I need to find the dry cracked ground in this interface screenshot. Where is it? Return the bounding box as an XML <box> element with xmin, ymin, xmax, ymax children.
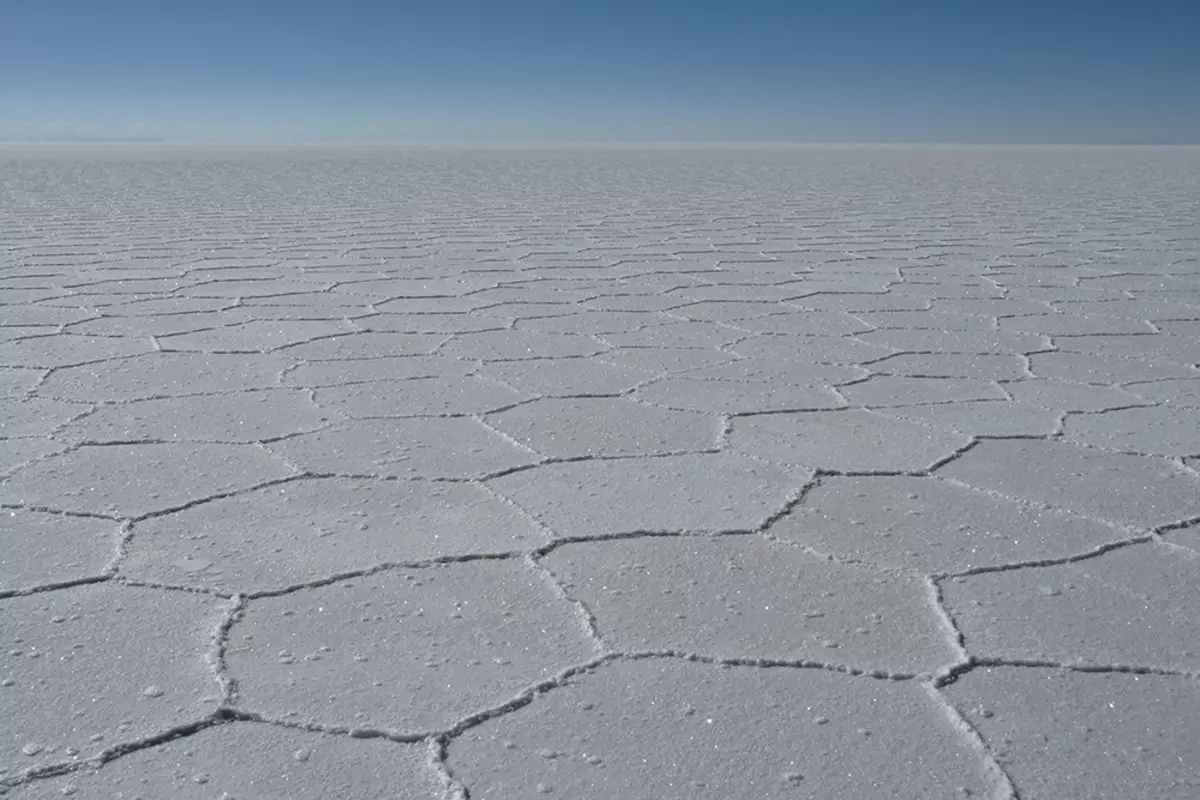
<box><xmin>1</xmin><ymin>143</ymin><xmax>1199</xmax><ymax>799</ymax></box>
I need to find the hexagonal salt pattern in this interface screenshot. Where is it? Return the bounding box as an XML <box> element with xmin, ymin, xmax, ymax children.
<box><xmin>775</xmin><ymin>475</ymin><xmax>1124</xmax><ymax>574</ymax></box>
<box><xmin>486</xmin><ymin>397</ymin><xmax>718</xmax><ymax>458</ymax></box>
<box><xmin>0</xmin><ymin>443</ymin><xmax>298</xmax><ymax>519</ymax></box>
<box><xmin>488</xmin><ymin>452</ymin><xmax>806</xmax><ymax>537</ymax></box>
<box><xmin>265</xmin><ymin>417</ymin><xmax>538</xmax><ymax>479</ymax></box>
<box><xmin>448</xmin><ymin>658</ymin><xmax>997</xmax><ymax>799</ymax></box>
<box><xmin>1</xmin><ymin>585</ymin><xmax>222</xmax><ymax>778</ymax></box>
<box><xmin>312</xmin><ymin>375</ymin><xmax>525</xmax><ymax>417</ymax></box>
<box><xmin>123</xmin><ymin>478</ymin><xmax>546</xmax><ymax>593</ymax></box>
<box><xmin>35</xmin><ymin>352</ymin><xmax>291</xmax><ymax>403</ymax></box>
<box><xmin>942</xmin><ymin>668</ymin><xmax>1200</xmax><ymax>800</ymax></box>
<box><xmin>4</xmin><ymin>145</ymin><xmax>1200</xmax><ymax>798</ymax></box>
<box><xmin>10</xmin><ymin>723</ymin><xmax>443</xmax><ymax>799</ymax></box>
<box><xmin>1063</xmin><ymin>404</ymin><xmax>1200</xmax><ymax>457</ymax></box>
<box><xmin>730</xmin><ymin>408</ymin><xmax>972</xmax><ymax>472</ymax></box>
<box><xmin>63</xmin><ymin>389</ymin><xmax>332</xmax><ymax>444</ymax></box>
<box><xmin>225</xmin><ymin>561</ymin><xmax>596</xmax><ymax>733</ymax></box>
<box><xmin>1</xmin><ymin>510</ymin><xmax>117</xmax><ymax>594</ymax></box>
<box><xmin>0</xmin><ymin>398</ymin><xmax>88</xmax><ymax>439</ymax></box>
<box><xmin>942</xmin><ymin>541</ymin><xmax>1200</xmax><ymax>671</ymax></box>
<box><xmin>937</xmin><ymin>439</ymin><xmax>1200</xmax><ymax>528</ymax></box>
<box><xmin>543</xmin><ymin>536</ymin><xmax>956</xmax><ymax>673</ymax></box>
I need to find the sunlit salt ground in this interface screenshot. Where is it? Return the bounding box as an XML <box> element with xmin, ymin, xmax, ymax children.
<box><xmin>1</xmin><ymin>143</ymin><xmax>1199</xmax><ymax>799</ymax></box>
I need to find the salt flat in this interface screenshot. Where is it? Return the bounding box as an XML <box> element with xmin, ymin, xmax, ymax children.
<box><xmin>1</xmin><ymin>143</ymin><xmax>1199</xmax><ymax>798</ymax></box>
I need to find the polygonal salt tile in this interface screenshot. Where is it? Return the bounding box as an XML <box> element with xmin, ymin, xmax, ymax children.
<box><xmin>1064</xmin><ymin>405</ymin><xmax>1200</xmax><ymax>457</ymax></box>
<box><xmin>374</xmin><ymin>295</ymin><xmax>488</xmax><ymax>314</ymax></box>
<box><xmin>0</xmin><ymin>440</ymin><xmax>65</xmax><ymax>478</ymax></box>
<box><xmin>0</xmin><ymin>443</ymin><xmax>296</xmax><ymax>519</ymax></box>
<box><xmin>942</xmin><ymin>668</ymin><xmax>1200</xmax><ymax>800</ymax></box>
<box><xmin>488</xmin><ymin>453</ymin><xmax>805</xmax><ymax>537</ymax></box>
<box><xmin>731</xmin><ymin>409</ymin><xmax>971</xmax><ymax>473</ymax></box>
<box><xmin>998</xmin><ymin>313</ymin><xmax>1157</xmax><ymax>336</ymax></box>
<box><xmin>0</xmin><ymin>289</ymin><xmax>72</xmax><ymax>304</ymax></box>
<box><xmin>67</xmin><ymin>311</ymin><xmax>234</xmax><ymax>339</ymax></box>
<box><xmin>65</xmin><ymin>389</ymin><xmax>332</xmax><ymax>444</ymax></box>
<box><xmin>888</xmin><ymin>282</ymin><xmax>1002</xmax><ymax>300</ymax></box>
<box><xmin>157</xmin><ymin>320</ymin><xmax>354</xmax><ymax>353</ymax></box>
<box><xmin>792</xmin><ymin>293</ymin><xmax>930</xmax><ymax>313</ymax></box>
<box><xmin>266</xmin><ymin>417</ymin><xmax>536</xmax><ymax>478</ymax></box>
<box><xmin>0</xmin><ymin>327</ymin><xmax>59</xmax><ymax>343</ymax></box>
<box><xmin>0</xmin><ymin>584</ymin><xmax>222</xmax><ymax>776</ymax></box>
<box><xmin>851</xmin><ymin>310</ymin><xmax>988</xmax><ymax>331</ymax></box>
<box><xmin>273</xmin><ymin>331</ymin><xmax>445</xmax><ymax>359</ymax></box>
<box><xmin>1153</xmin><ymin>320</ymin><xmax>1200</xmax><ymax>337</ymax></box>
<box><xmin>729</xmin><ymin>310</ymin><xmax>872</xmax><ymax>336</ymax></box>
<box><xmin>0</xmin><ymin>368</ymin><xmax>43</xmax><ymax>397</ymax></box>
<box><xmin>281</xmin><ymin>355</ymin><xmax>474</xmax><ymax>387</ymax></box>
<box><xmin>352</xmin><ymin>312</ymin><xmax>505</xmax><ymax>335</ymax></box>
<box><xmin>682</xmin><ymin>357</ymin><xmax>866</xmax><ymax>386</ymax></box>
<box><xmin>0</xmin><ymin>510</ymin><xmax>116</xmax><ymax>593</ymax></box>
<box><xmin>778</xmin><ymin>475</ymin><xmax>1122</xmax><ymax>573</ymax></box>
<box><xmin>178</xmin><ymin>258</ymin><xmax>282</xmax><ymax>275</ymax></box>
<box><xmin>1164</xmin><ymin>523</ymin><xmax>1200</xmax><ymax>553</ymax></box>
<box><xmin>486</xmin><ymin>397</ymin><xmax>717</xmax><ymax>458</ymax></box>
<box><xmin>333</xmin><ymin>275</ymin><xmax>495</xmax><ymax>297</ymax></box>
<box><xmin>449</xmin><ymin>658</ymin><xmax>995</xmax><ymax>799</ymax></box>
<box><xmin>855</xmin><ymin>328</ymin><xmax>1048</xmax><ymax>354</ymax></box>
<box><xmin>0</xmin><ymin>334</ymin><xmax>151</xmax><ymax>369</ymax></box>
<box><xmin>35</xmin><ymin>352</ymin><xmax>290</xmax><ymax>402</ymax></box>
<box><xmin>105</xmin><ymin>297</ymin><xmax>230</xmax><ymax>316</ymax></box>
<box><xmin>928</xmin><ymin>297</ymin><xmax>1055</xmax><ymax>317</ymax></box>
<box><xmin>839</xmin><ymin>376</ymin><xmax>1007</xmax><ymax>407</ymax></box>
<box><xmin>313</xmin><ymin>376</ymin><xmax>525</xmax><ymax>417</ymax></box>
<box><xmin>1003</xmin><ymin>379</ymin><xmax>1149</xmax><ymax>412</ymax></box>
<box><xmin>516</xmin><ymin>310</ymin><xmax>653</xmax><ymax>334</ymax></box>
<box><xmin>937</xmin><ymin>439</ymin><xmax>1200</xmax><ymax>528</ymax></box>
<box><xmin>480</xmin><ymin>357</ymin><xmax>656</xmax><ymax>395</ymax></box>
<box><xmin>220</xmin><ymin>304</ymin><xmax>363</xmax><ymax>323</ymax></box>
<box><xmin>545</xmin><ymin>536</ymin><xmax>954</xmax><ymax>672</ymax></box>
<box><xmin>581</xmin><ymin>294</ymin><xmax>682</xmax><ymax>312</ymax></box>
<box><xmin>670</xmin><ymin>284</ymin><xmax>793</xmax><ymax>302</ymax></box>
<box><xmin>468</xmin><ymin>301</ymin><xmax>579</xmax><ymax>321</ymax></box>
<box><xmin>12</xmin><ymin>723</ymin><xmax>442</xmax><ymax>799</ymax></box>
<box><xmin>1055</xmin><ymin>332</ymin><xmax>1200</xmax><ymax>365</ymax></box>
<box><xmin>874</xmin><ymin>401</ymin><xmax>1059</xmax><ymax>437</ymax></box>
<box><xmin>226</xmin><ymin>560</ymin><xmax>595</xmax><ymax>732</ymax></box>
<box><xmin>596</xmin><ymin>347</ymin><xmax>735</xmax><ymax>374</ymax></box>
<box><xmin>440</xmin><ymin>330</ymin><xmax>608</xmax><ymax>360</ymax></box>
<box><xmin>633</xmin><ymin>376</ymin><xmax>843</xmax><ymax>414</ymax></box>
<box><xmin>189</xmin><ymin>278</ymin><xmax>334</xmax><ymax>298</ymax></box>
<box><xmin>125</xmin><ymin>478</ymin><xmax>545</xmax><ymax>593</ymax></box>
<box><xmin>1126</xmin><ymin>379</ymin><xmax>1200</xmax><ymax>409</ymax></box>
<box><xmin>1027</xmin><ymin>352</ymin><xmax>1196</xmax><ymax>384</ymax></box>
<box><xmin>68</xmin><ymin>276</ymin><xmax>195</xmax><ymax>295</ymax></box>
<box><xmin>667</xmin><ymin>300</ymin><xmax>791</xmax><ymax>321</ymax></box>
<box><xmin>0</xmin><ymin>397</ymin><xmax>88</xmax><ymax>438</ymax></box>
<box><xmin>243</xmin><ymin>292</ymin><xmax>376</xmax><ymax>313</ymax></box>
<box><xmin>944</xmin><ymin>542</ymin><xmax>1200</xmax><ymax>670</ymax></box>
<box><xmin>1052</xmin><ymin>298</ymin><xmax>1200</xmax><ymax>320</ymax></box>
<box><xmin>731</xmin><ymin>334</ymin><xmax>894</xmax><ymax>365</ymax></box>
<box><xmin>599</xmin><ymin>321</ymin><xmax>745</xmax><ymax>348</ymax></box>
<box><xmin>867</xmin><ymin>353</ymin><xmax>1029</xmax><ymax>381</ymax></box>
<box><xmin>0</xmin><ymin>306</ymin><xmax>93</xmax><ymax>327</ymax></box>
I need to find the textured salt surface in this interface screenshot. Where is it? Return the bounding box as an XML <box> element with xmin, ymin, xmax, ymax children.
<box><xmin>1</xmin><ymin>143</ymin><xmax>1199</xmax><ymax>798</ymax></box>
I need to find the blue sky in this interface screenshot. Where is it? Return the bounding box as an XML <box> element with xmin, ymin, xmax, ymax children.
<box><xmin>2</xmin><ymin>0</ymin><xmax>1197</xmax><ymax>143</ymax></box>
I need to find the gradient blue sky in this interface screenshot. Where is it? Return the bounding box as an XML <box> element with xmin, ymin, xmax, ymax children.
<box><xmin>2</xmin><ymin>0</ymin><xmax>1197</xmax><ymax>143</ymax></box>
